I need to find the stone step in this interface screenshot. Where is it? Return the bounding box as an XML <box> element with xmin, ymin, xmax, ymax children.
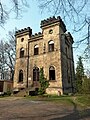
<box><xmin>12</xmin><ymin>87</ymin><xmax>36</xmax><ymax>97</ymax></box>
<box><xmin>12</xmin><ymin>90</ymin><xmax>27</xmax><ymax>97</ymax></box>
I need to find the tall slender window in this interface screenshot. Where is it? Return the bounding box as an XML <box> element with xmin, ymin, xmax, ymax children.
<box><xmin>48</xmin><ymin>40</ymin><xmax>54</xmax><ymax>52</ymax></box>
<box><xmin>19</xmin><ymin>70</ymin><xmax>23</xmax><ymax>82</ymax></box>
<box><xmin>34</xmin><ymin>45</ymin><xmax>39</xmax><ymax>55</ymax></box>
<box><xmin>20</xmin><ymin>48</ymin><xmax>24</xmax><ymax>58</ymax></box>
<box><xmin>33</xmin><ymin>67</ymin><xmax>39</xmax><ymax>81</ymax></box>
<box><xmin>49</xmin><ymin>66</ymin><xmax>55</xmax><ymax>80</ymax></box>
<box><xmin>65</xmin><ymin>47</ymin><xmax>68</xmax><ymax>56</ymax></box>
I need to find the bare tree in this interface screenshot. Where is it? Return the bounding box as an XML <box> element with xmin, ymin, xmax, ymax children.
<box><xmin>38</xmin><ymin>0</ymin><xmax>90</xmax><ymax>68</ymax></box>
<box><xmin>0</xmin><ymin>0</ymin><xmax>29</xmax><ymax>26</ymax></box>
<box><xmin>38</xmin><ymin>0</ymin><xmax>89</xmax><ymax>30</ymax></box>
<box><xmin>0</xmin><ymin>31</ymin><xmax>16</xmax><ymax>80</ymax></box>
<box><xmin>4</xmin><ymin>31</ymin><xmax>16</xmax><ymax>80</ymax></box>
<box><xmin>0</xmin><ymin>40</ymin><xmax>5</xmax><ymax>79</ymax></box>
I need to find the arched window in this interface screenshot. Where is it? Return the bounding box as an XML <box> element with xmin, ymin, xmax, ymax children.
<box><xmin>33</xmin><ymin>67</ymin><xmax>39</xmax><ymax>81</ymax></box>
<box><xmin>49</xmin><ymin>66</ymin><xmax>55</xmax><ymax>80</ymax></box>
<box><xmin>48</xmin><ymin>40</ymin><xmax>54</xmax><ymax>52</ymax></box>
<box><xmin>20</xmin><ymin>48</ymin><xmax>24</xmax><ymax>58</ymax></box>
<box><xmin>34</xmin><ymin>45</ymin><xmax>39</xmax><ymax>55</ymax></box>
<box><xmin>19</xmin><ymin>70</ymin><xmax>23</xmax><ymax>82</ymax></box>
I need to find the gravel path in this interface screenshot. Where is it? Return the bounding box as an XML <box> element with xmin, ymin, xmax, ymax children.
<box><xmin>0</xmin><ymin>97</ymin><xmax>90</xmax><ymax>120</ymax></box>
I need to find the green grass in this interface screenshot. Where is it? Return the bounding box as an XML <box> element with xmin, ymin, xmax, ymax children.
<box><xmin>75</xmin><ymin>95</ymin><xmax>90</xmax><ymax>107</ymax></box>
<box><xmin>26</xmin><ymin>95</ymin><xmax>74</xmax><ymax>107</ymax></box>
<box><xmin>26</xmin><ymin>94</ymin><xmax>90</xmax><ymax>108</ymax></box>
<box><xmin>0</xmin><ymin>96</ymin><xmax>3</xmax><ymax>98</ymax></box>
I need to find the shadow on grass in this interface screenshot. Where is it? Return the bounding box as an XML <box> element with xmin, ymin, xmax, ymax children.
<box><xmin>49</xmin><ymin>100</ymin><xmax>90</xmax><ymax>120</ymax></box>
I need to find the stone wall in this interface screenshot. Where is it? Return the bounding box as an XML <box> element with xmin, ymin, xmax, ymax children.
<box><xmin>13</xmin><ymin>16</ymin><xmax>75</xmax><ymax>94</ymax></box>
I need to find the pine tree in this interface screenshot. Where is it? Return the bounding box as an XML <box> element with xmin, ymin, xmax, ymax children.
<box><xmin>75</xmin><ymin>56</ymin><xmax>84</xmax><ymax>93</ymax></box>
<box><xmin>76</xmin><ymin>56</ymin><xmax>84</xmax><ymax>80</ymax></box>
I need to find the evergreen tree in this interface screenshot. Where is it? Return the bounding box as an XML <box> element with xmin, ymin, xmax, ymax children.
<box><xmin>82</xmin><ymin>77</ymin><xmax>90</xmax><ymax>94</ymax></box>
<box><xmin>75</xmin><ymin>56</ymin><xmax>84</xmax><ymax>93</ymax></box>
<box><xmin>38</xmin><ymin>67</ymin><xmax>49</xmax><ymax>95</ymax></box>
<box><xmin>76</xmin><ymin>56</ymin><xmax>84</xmax><ymax>80</ymax></box>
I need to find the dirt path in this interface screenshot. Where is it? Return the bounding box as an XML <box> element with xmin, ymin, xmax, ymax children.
<box><xmin>0</xmin><ymin>97</ymin><xmax>90</xmax><ymax>120</ymax></box>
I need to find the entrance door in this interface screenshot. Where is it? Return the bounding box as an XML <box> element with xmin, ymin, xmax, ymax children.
<box><xmin>33</xmin><ymin>67</ymin><xmax>39</xmax><ymax>87</ymax></box>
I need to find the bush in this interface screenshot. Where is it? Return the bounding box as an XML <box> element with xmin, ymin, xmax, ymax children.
<box><xmin>38</xmin><ymin>68</ymin><xmax>49</xmax><ymax>95</ymax></box>
<box><xmin>75</xmin><ymin>79</ymin><xmax>82</xmax><ymax>93</ymax></box>
<box><xmin>75</xmin><ymin>77</ymin><xmax>90</xmax><ymax>94</ymax></box>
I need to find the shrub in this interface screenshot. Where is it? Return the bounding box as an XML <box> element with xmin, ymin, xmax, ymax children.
<box><xmin>38</xmin><ymin>68</ymin><xmax>49</xmax><ymax>95</ymax></box>
<box><xmin>82</xmin><ymin>78</ymin><xmax>90</xmax><ymax>94</ymax></box>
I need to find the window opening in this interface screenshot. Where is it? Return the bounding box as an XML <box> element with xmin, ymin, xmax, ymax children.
<box><xmin>33</xmin><ymin>67</ymin><xmax>39</xmax><ymax>81</ymax></box>
<box><xmin>20</xmin><ymin>48</ymin><xmax>24</xmax><ymax>58</ymax></box>
<box><xmin>19</xmin><ymin>70</ymin><xmax>23</xmax><ymax>82</ymax></box>
<box><xmin>34</xmin><ymin>45</ymin><xmax>39</xmax><ymax>55</ymax></box>
<box><xmin>48</xmin><ymin>41</ymin><xmax>54</xmax><ymax>52</ymax></box>
<box><xmin>49</xmin><ymin>66</ymin><xmax>55</xmax><ymax>80</ymax></box>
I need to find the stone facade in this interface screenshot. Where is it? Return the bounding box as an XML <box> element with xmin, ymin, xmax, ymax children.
<box><xmin>13</xmin><ymin>16</ymin><xmax>75</xmax><ymax>95</ymax></box>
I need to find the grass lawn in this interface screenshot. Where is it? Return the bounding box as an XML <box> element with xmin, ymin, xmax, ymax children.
<box><xmin>26</xmin><ymin>94</ymin><xmax>90</xmax><ymax>109</ymax></box>
<box><xmin>75</xmin><ymin>94</ymin><xmax>90</xmax><ymax>107</ymax></box>
<box><xmin>0</xmin><ymin>94</ymin><xmax>90</xmax><ymax>109</ymax></box>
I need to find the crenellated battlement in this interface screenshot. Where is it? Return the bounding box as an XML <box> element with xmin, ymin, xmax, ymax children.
<box><xmin>31</xmin><ymin>32</ymin><xmax>43</xmax><ymax>39</ymax></box>
<box><xmin>41</xmin><ymin>16</ymin><xmax>60</xmax><ymax>26</ymax></box>
<box><xmin>41</xmin><ymin>16</ymin><xmax>66</xmax><ymax>32</ymax></box>
<box><xmin>15</xmin><ymin>27</ymin><xmax>32</xmax><ymax>37</ymax></box>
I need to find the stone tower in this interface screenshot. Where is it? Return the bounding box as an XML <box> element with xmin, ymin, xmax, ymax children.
<box><xmin>14</xmin><ymin>27</ymin><xmax>32</xmax><ymax>89</ymax></box>
<box><xmin>13</xmin><ymin>16</ymin><xmax>75</xmax><ymax>95</ymax></box>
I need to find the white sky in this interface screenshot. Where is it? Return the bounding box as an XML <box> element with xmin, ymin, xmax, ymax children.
<box><xmin>0</xmin><ymin>0</ymin><xmax>90</xmax><ymax>72</ymax></box>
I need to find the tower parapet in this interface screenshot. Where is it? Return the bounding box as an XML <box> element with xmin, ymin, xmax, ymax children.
<box><xmin>65</xmin><ymin>32</ymin><xmax>74</xmax><ymax>44</ymax></box>
<box><xmin>29</xmin><ymin>32</ymin><xmax>43</xmax><ymax>41</ymax></box>
<box><xmin>31</xmin><ymin>32</ymin><xmax>42</xmax><ymax>38</ymax></box>
<box><xmin>15</xmin><ymin>27</ymin><xmax>32</xmax><ymax>37</ymax></box>
<box><xmin>41</xmin><ymin>16</ymin><xmax>66</xmax><ymax>32</ymax></box>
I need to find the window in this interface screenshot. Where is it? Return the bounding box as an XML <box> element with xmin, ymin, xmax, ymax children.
<box><xmin>0</xmin><ymin>81</ymin><xmax>3</xmax><ymax>92</ymax></box>
<box><xmin>48</xmin><ymin>40</ymin><xmax>54</xmax><ymax>52</ymax></box>
<box><xmin>68</xmin><ymin>76</ymin><xmax>71</xmax><ymax>83</ymax></box>
<box><xmin>49</xmin><ymin>66</ymin><xmax>55</xmax><ymax>80</ymax></box>
<box><xmin>33</xmin><ymin>67</ymin><xmax>39</xmax><ymax>81</ymax></box>
<box><xmin>34</xmin><ymin>45</ymin><xmax>39</xmax><ymax>55</ymax></box>
<box><xmin>21</xmin><ymin>38</ymin><xmax>24</xmax><ymax>42</ymax></box>
<box><xmin>49</xmin><ymin>29</ymin><xmax>53</xmax><ymax>34</ymax></box>
<box><xmin>20</xmin><ymin>48</ymin><xmax>24</xmax><ymax>58</ymax></box>
<box><xmin>19</xmin><ymin>70</ymin><xmax>23</xmax><ymax>82</ymax></box>
<box><xmin>65</xmin><ymin>47</ymin><xmax>67</xmax><ymax>55</ymax></box>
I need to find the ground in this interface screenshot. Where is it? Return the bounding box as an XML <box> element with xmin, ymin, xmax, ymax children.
<box><xmin>0</xmin><ymin>97</ymin><xmax>90</xmax><ymax>120</ymax></box>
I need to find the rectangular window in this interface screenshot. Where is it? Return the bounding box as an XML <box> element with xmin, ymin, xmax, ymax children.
<box><xmin>34</xmin><ymin>48</ymin><xmax>38</xmax><ymax>55</ymax></box>
<box><xmin>49</xmin><ymin>44</ymin><xmax>54</xmax><ymax>52</ymax></box>
<box><xmin>20</xmin><ymin>51</ymin><xmax>24</xmax><ymax>58</ymax></box>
